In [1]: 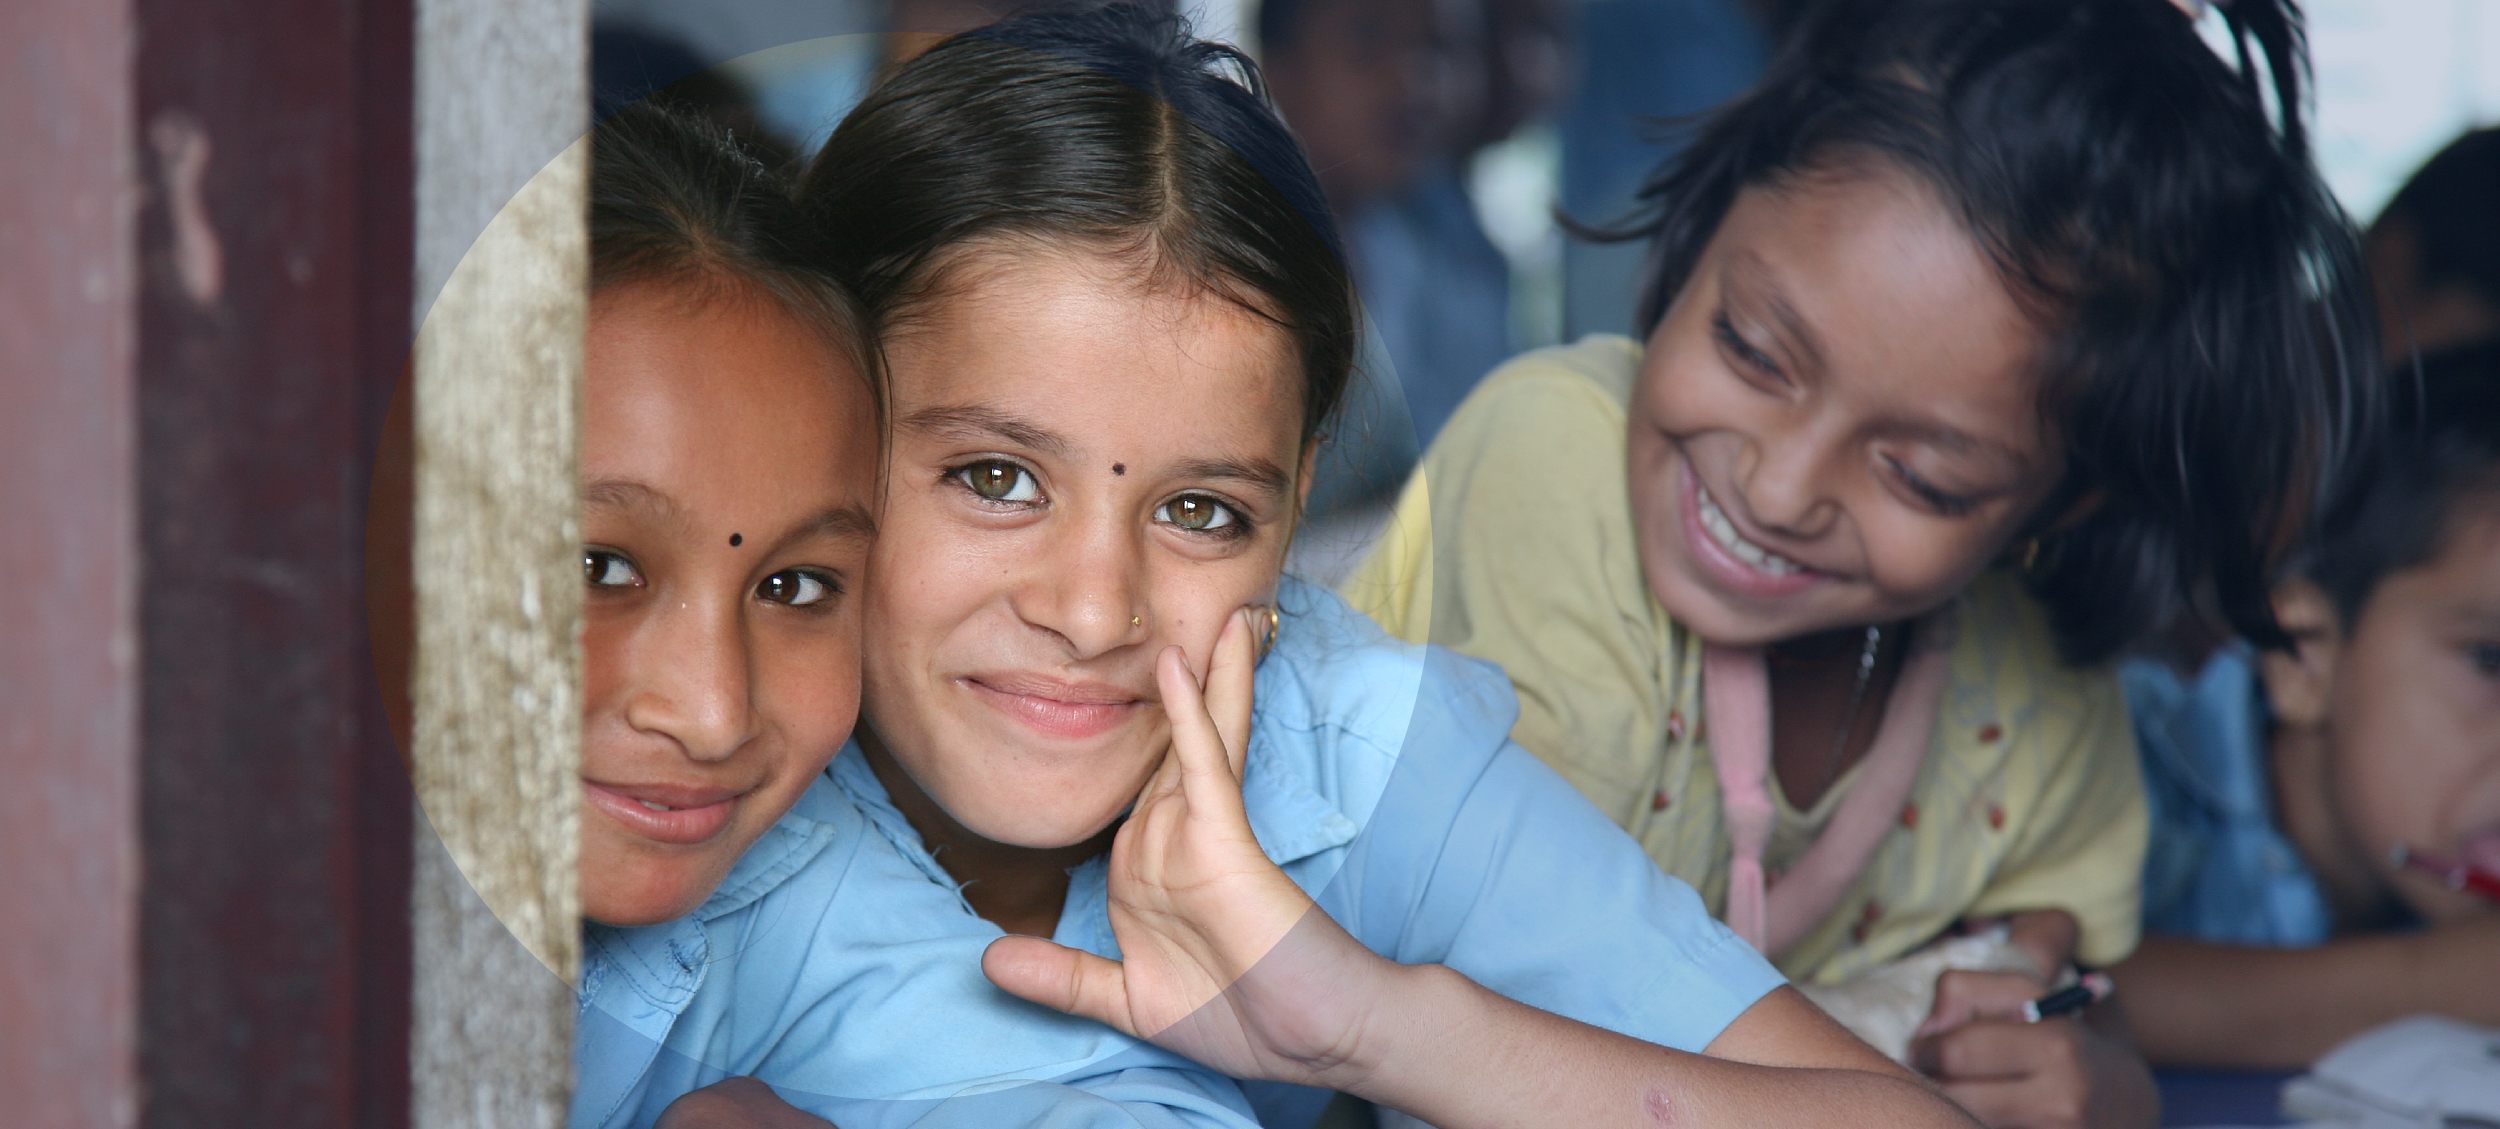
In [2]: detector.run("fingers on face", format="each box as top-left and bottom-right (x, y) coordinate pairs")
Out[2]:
(1205, 607), (1261, 768)
(1157, 643), (1242, 800)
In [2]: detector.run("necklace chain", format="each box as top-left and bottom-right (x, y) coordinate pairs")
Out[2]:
(1822, 625), (1883, 785)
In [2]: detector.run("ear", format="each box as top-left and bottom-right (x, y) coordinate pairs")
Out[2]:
(2258, 577), (2342, 729)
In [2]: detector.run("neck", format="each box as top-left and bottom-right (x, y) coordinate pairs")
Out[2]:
(2268, 723), (2403, 931)
(1765, 621), (1910, 811)
(858, 729), (1115, 937)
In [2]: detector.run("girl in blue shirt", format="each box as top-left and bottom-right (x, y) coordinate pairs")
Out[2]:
(685, 4), (1974, 1126)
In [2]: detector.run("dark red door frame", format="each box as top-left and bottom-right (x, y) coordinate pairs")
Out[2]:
(4, 1), (418, 1126)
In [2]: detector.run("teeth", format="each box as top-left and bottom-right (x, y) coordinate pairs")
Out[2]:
(1696, 482), (1803, 577)
(637, 800), (676, 812)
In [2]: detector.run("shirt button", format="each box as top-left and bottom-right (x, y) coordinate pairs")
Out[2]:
(1652, 788), (1672, 812)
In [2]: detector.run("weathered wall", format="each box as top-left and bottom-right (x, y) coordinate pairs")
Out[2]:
(410, 0), (589, 1124)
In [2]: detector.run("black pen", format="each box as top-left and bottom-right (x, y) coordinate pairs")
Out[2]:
(2022, 971), (2114, 1023)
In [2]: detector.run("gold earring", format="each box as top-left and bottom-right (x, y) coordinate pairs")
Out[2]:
(1256, 604), (1281, 661)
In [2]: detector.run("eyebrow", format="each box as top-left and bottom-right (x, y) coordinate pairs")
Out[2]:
(900, 404), (1072, 459)
(583, 478), (687, 528)
(584, 477), (877, 552)
(1723, 253), (1828, 373)
(1174, 456), (1294, 500)
(1891, 420), (2029, 470)
(1723, 254), (2031, 474)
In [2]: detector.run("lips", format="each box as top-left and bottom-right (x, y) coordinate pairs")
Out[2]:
(1677, 456), (1828, 600)
(961, 673), (1145, 741)
(583, 779), (743, 846)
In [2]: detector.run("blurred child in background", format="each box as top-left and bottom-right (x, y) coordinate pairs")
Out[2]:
(2117, 345), (2500, 1069)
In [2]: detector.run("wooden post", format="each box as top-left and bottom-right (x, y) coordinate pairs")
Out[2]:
(408, 0), (588, 1125)
(0, 0), (138, 1123)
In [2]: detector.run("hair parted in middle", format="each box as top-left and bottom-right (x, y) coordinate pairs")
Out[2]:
(797, 0), (1357, 447)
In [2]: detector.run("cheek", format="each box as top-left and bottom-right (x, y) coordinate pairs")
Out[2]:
(2326, 661), (2450, 849)
(755, 625), (864, 757)
(1853, 516), (2007, 599)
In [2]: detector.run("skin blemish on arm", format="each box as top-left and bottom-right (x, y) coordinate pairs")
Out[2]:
(1111, 463), (1125, 476)
(729, 533), (743, 547)
(1644, 1087), (1676, 1125)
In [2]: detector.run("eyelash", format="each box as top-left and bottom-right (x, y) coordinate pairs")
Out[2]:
(582, 548), (844, 612)
(1155, 494), (1251, 541)
(756, 568), (843, 610)
(1712, 311), (1785, 384)
(584, 548), (643, 590)
(943, 458), (1255, 542)
(1713, 310), (1983, 518)
(1883, 456), (1980, 517)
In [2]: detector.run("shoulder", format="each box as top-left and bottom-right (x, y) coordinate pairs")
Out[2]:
(1444, 334), (1643, 446)
(1252, 579), (1522, 815)
(1945, 570), (2124, 732)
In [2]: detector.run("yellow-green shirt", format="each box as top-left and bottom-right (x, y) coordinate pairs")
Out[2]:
(1341, 335), (2148, 983)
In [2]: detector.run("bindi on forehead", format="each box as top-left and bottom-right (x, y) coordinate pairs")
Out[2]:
(729, 532), (743, 547)
(1112, 463), (1125, 476)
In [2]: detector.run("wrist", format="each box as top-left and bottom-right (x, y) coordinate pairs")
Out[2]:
(1313, 961), (1477, 1101)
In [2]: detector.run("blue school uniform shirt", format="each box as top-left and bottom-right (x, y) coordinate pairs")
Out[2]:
(825, 577), (1786, 1129)
(570, 773), (1261, 1129)
(2122, 647), (2334, 947)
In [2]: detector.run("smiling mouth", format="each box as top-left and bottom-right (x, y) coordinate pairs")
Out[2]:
(1694, 478), (1807, 576)
(962, 677), (1144, 741)
(583, 780), (745, 846)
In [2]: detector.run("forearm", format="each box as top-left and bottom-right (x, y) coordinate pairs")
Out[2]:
(1333, 965), (1977, 1129)
(2119, 919), (2500, 1068)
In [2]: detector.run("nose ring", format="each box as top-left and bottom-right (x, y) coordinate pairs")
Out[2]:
(1131, 615), (1142, 627)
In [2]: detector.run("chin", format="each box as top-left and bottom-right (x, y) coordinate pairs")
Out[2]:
(962, 795), (1128, 850)
(582, 874), (712, 928)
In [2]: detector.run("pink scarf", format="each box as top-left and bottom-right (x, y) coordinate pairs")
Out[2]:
(1703, 620), (1951, 957)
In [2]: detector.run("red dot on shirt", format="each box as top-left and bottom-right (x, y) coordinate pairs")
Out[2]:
(1651, 788), (1671, 812)
(1666, 711), (1687, 742)
(1978, 723), (2003, 744)
(1899, 802), (1919, 829)
(1987, 803), (2006, 830)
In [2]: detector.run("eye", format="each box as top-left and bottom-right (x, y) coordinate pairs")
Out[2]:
(583, 549), (644, 589)
(2468, 641), (2500, 679)
(757, 569), (839, 608)
(951, 460), (1042, 504)
(1882, 456), (1980, 518)
(1711, 311), (1785, 384)
(1156, 494), (1241, 536)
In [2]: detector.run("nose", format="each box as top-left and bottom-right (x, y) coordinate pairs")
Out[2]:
(1734, 418), (1841, 541)
(621, 596), (757, 763)
(1017, 514), (1150, 661)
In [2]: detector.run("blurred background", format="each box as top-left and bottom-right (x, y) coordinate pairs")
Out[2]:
(591, 0), (2500, 575)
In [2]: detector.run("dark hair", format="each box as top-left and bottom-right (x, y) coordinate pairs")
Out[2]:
(2304, 343), (2500, 624)
(797, 0), (1355, 445)
(2374, 126), (2500, 308)
(1601, 0), (2380, 664)
(589, 100), (878, 408)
